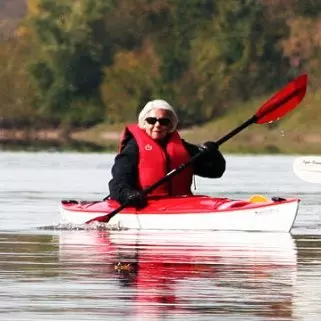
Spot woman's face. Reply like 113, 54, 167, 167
143, 108, 172, 140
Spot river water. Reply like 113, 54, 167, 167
0, 152, 321, 321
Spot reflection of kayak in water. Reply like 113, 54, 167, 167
57, 230, 297, 318
110, 230, 297, 266
59, 195, 299, 232
58, 230, 297, 266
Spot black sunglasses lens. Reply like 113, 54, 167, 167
146, 117, 171, 126
158, 118, 170, 126
146, 117, 157, 125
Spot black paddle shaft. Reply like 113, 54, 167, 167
216, 116, 257, 146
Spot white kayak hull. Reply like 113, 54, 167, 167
59, 196, 300, 233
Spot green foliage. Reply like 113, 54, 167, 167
0, 40, 35, 127
294, 0, 321, 17
26, 0, 113, 127
151, 0, 216, 83
100, 48, 160, 123
188, 0, 292, 122
2, 0, 321, 138
281, 16, 321, 90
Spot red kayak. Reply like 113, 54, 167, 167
59, 195, 299, 232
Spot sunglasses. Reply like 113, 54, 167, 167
145, 117, 171, 126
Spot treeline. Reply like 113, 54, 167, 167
1, 0, 321, 134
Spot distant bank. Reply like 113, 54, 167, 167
1, 124, 320, 155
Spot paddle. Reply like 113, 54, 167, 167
293, 156, 321, 184
87, 74, 308, 224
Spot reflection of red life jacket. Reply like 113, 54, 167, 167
120, 124, 193, 196
134, 251, 218, 309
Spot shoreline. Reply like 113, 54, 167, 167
0, 128, 111, 152
1, 128, 320, 154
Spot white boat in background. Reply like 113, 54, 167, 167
293, 156, 321, 184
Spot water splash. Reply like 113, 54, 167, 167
37, 222, 127, 231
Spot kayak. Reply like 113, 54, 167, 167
58, 230, 297, 268
59, 195, 299, 232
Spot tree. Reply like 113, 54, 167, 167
190, 0, 292, 119
100, 43, 161, 123
281, 17, 321, 90
25, 0, 113, 133
0, 40, 35, 128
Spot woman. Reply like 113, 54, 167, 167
109, 99, 226, 208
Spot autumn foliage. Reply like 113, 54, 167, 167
0, 0, 320, 132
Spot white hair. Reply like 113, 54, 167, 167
138, 99, 179, 132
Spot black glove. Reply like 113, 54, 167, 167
122, 189, 147, 209
201, 141, 219, 154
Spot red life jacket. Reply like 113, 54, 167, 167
120, 124, 193, 196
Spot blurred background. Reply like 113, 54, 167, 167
1, 0, 320, 153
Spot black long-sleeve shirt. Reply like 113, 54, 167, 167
109, 138, 226, 203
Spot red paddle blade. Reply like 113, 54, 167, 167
255, 74, 308, 124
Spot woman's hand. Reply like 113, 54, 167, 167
201, 141, 219, 153
122, 189, 147, 209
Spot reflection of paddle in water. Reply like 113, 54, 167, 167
58, 230, 297, 319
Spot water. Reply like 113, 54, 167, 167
1, 152, 321, 321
